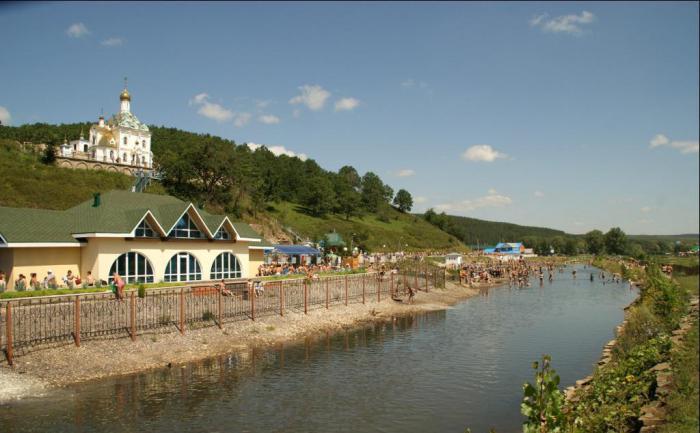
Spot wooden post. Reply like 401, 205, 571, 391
74, 296, 81, 347
251, 284, 256, 321
130, 291, 136, 341
217, 287, 223, 329
414, 270, 418, 292
390, 272, 394, 297
425, 266, 429, 293
377, 274, 381, 303
344, 275, 348, 306
362, 274, 366, 304
179, 287, 185, 334
280, 283, 284, 317
6, 303, 13, 366
325, 279, 329, 309
304, 280, 308, 315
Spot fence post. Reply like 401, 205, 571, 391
325, 279, 329, 309
251, 284, 256, 321
425, 266, 429, 293
179, 287, 185, 334
280, 282, 284, 317
130, 291, 136, 341
6, 303, 13, 366
344, 275, 348, 306
74, 296, 81, 347
414, 270, 418, 292
377, 274, 381, 303
304, 280, 308, 315
391, 273, 394, 297
362, 274, 366, 304
217, 287, 223, 329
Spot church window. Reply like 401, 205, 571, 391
123, 137, 127, 145
84, 144, 88, 152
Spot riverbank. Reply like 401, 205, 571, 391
0, 278, 503, 397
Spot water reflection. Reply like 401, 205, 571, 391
1, 265, 635, 433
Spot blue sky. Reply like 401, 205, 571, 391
1, 2, 698, 235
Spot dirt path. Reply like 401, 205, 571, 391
0, 279, 504, 396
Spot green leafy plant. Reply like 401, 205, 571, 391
521, 354, 566, 433
202, 310, 215, 321
138, 283, 146, 298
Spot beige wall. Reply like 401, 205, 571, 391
249, 249, 265, 277
9, 247, 81, 290
82, 238, 255, 283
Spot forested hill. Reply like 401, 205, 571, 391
422, 209, 567, 246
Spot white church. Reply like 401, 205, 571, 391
61, 83, 153, 169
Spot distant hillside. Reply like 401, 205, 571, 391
422, 210, 568, 246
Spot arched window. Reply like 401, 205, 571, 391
210, 252, 241, 279
83, 144, 88, 152
123, 137, 127, 145
164, 252, 202, 282
109, 252, 154, 284
123, 152, 127, 162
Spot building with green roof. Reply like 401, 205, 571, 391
0, 191, 272, 290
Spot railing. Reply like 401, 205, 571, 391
0, 267, 445, 365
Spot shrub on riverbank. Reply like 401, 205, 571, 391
660, 318, 699, 433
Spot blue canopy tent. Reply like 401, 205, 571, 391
269, 244, 321, 265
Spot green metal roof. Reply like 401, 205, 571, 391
0, 190, 266, 246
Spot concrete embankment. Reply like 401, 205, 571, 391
0, 278, 503, 395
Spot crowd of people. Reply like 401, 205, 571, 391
0, 269, 98, 293
256, 262, 353, 278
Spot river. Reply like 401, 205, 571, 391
0, 264, 636, 433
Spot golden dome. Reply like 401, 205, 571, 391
120, 88, 131, 101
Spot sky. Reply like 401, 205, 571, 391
1, 1, 698, 235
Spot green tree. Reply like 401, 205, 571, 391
584, 230, 605, 255
41, 143, 57, 165
393, 189, 413, 212
361, 172, 391, 212
550, 236, 565, 255
563, 237, 579, 256
301, 175, 336, 217
604, 227, 628, 255
338, 165, 361, 190
334, 181, 362, 220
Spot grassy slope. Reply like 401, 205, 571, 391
432, 213, 568, 245
268, 201, 464, 252
0, 139, 166, 210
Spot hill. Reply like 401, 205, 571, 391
422, 210, 568, 246
267, 201, 463, 252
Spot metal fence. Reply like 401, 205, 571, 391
0, 267, 445, 365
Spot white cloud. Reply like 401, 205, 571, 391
434, 191, 513, 213
233, 112, 252, 128
640, 206, 652, 214
0, 106, 11, 125
335, 97, 360, 112
461, 145, 508, 162
488, 188, 498, 195
289, 84, 331, 111
414, 196, 427, 204
534, 190, 545, 198
292, 109, 301, 118
247, 142, 308, 161
66, 23, 89, 38
394, 169, 415, 177
258, 114, 280, 124
189, 93, 234, 122
530, 11, 595, 35
649, 134, 698, 154
101, 37, 123, 47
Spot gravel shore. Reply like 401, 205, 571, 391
0, 279, 501, 397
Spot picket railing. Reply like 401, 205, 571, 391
0, 267, 445, 365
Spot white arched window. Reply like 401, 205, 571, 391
123, 137, 127, 145
210, 252, 241, 280
164, 252, 202, 282
109, 252, 154, 284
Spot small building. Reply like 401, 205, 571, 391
445, 253, 463, 268
483, 242, 525, 256
269, 244, 321, 266
0, 191, 272, 290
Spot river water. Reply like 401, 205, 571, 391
0, 265, 636, 433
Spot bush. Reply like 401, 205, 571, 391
614, 305, 662, 358
202, 311, 215, 321
137, 283, 146, 298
